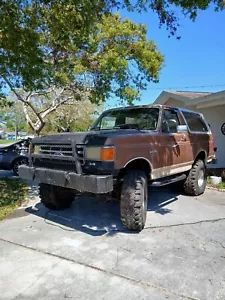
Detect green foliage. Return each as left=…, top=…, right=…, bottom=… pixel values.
left=0, top=140, right=12, bottom=144
left=0, top=0, right=111, bottom=91
left=0, top=97, right=13, bottom=109
left=0, top=1, right=163, bottom=107
left=207, top=177, right=225, bottom=190
left=0, top=99, right=27, bottom=132
left=1, top=0, right=223, bottom=109
left=84, top=13, right=164, bottom=103
left=217, top=181, right=225, bottom=190
left=44, top=99, right=97, bottom=133
left=0, top=178, right=28, bottom=220
left=0, top=1, right=45, bottom=91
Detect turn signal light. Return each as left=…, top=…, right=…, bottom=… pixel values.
left=100, top=147, right=115, bottom=161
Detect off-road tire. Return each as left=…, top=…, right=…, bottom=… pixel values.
left=12, top=157, right=28, bottom=176
left=183, top=160, right=206, bottom=196
left=39, top=183, right=75, bottom=210
left=120, top=170, right=148, bottom=231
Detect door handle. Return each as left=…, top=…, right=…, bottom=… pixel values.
left=180, top=135, right=187, bottom=142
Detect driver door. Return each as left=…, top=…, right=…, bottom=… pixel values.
left=156, top=108, right=189, bottom=177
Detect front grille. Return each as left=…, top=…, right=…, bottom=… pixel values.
left=32, top=143, right=76, bottom=172
left=38, top=144, right=73, bottom=158
left=33, top=158, right=76, bottom=172
left=76, top=144, right=85, bottom=164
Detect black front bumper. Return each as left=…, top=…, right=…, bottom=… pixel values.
left=19, top=166, right=113, bottom=194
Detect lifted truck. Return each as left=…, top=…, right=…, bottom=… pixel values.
left=19, top=105, right=215, bottom=231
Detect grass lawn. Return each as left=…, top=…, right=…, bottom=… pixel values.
left=207, top=177, right=225, bottom=190
left=0, top=139, right=12, bottom=145
left=214, top=181, right=225, bottom=190
left=0, top=178, right=29, bottom=220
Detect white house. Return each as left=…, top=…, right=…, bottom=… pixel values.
left=154, top=90, right=225, bottom=170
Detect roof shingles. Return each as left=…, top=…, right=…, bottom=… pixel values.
left=171, top=91, right=211, bottom=99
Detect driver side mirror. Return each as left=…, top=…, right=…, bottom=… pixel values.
left=177, top=125, right=188, bottom=133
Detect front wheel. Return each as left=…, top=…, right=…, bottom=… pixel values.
left=120, top=170, right=148, bottom=231
left=39, top=184, right=75, bottom=210
left=183, top=160, right=206, bottom=196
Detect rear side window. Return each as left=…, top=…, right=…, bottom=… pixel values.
left=182, top=111, right=208, bottom=132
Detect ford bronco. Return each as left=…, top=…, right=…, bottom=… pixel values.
left=19, top=105, right=215, bottom=231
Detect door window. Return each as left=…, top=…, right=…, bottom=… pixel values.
left=162, top=109, right=180, bottom=133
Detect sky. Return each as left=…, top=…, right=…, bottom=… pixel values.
left=107, top=5, right=225, bottom=108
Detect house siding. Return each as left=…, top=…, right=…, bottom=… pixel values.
left=195, top=106, right=225, bottom=169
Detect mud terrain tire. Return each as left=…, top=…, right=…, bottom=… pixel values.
left=39, top=183, right=74, bottom=210
left=120, top=170, right=148, bottom=231
left=183, top=160, right=206, bottom=196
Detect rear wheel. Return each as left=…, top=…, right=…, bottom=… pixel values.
left=12, top=157, right=28, bottom=176
left=39, top=184, right=75, bottom=210
left=183, top=160, right=206, bottom=196
left=120, top=170, right=148, bottom=231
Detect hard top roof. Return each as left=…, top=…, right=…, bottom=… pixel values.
left=103, top=104, right=202, bottom=115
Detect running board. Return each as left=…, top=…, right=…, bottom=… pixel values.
left=151, top=174, right=187, bottom=187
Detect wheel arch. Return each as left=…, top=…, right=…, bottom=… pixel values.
left=118, top=157, right=152, bottom=179
left=194, top=150, right=207, bottom=165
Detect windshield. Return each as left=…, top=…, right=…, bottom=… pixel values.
left=92, top=107, right=159, bottom=131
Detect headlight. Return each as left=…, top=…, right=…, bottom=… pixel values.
left=85, top=146, right=115, bottom=161
left=33, top=145, right=41, bottom=155
left=85, top=147, right=101, bottom=160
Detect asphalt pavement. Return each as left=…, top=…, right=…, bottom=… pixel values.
left=0, top=175, right=225, bottom=299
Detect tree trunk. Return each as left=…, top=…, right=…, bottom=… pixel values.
left=15, top=123, right=18, bottom=141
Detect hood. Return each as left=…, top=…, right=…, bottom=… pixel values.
left=32, top=129, right=144, bottom=146
left=32, top=132, right=87, bottom=145
left=0, top=140, right=26, bottom=150
left=0, top=145, right=10, bottom=151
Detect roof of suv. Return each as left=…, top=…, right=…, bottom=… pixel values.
left=104, top=104, right=203, bottom=116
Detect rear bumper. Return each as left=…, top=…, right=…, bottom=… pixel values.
left=207, top=155, right=217, bottom=165
left=19, top=166, right=113, bottom=194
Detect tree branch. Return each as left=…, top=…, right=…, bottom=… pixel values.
left=38, top=87, right=65, bottom=115
left=2, top=75, right=45, bottom=134
left=2, top=75, right=27, bottom=104
left=41, top=96, right=74, bottom=119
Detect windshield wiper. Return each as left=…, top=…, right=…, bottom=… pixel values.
left=91, top=124, right=142, bottom=131
left=113, top=124, right=141, bottom=131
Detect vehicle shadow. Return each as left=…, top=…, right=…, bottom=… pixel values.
left=25, top=186, right=180, bottom=237
left=148, top=185, right=179, bottom=215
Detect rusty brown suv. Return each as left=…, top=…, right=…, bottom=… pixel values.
left=19, top=105, right=215, bottom=231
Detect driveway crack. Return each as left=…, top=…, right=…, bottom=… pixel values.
left=0, top=237, right=199, bottom=300
left=144, top=217, right=225, bottom=230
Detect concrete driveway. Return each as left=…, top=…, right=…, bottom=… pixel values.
left=0, top=182, right=225, bottom=300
